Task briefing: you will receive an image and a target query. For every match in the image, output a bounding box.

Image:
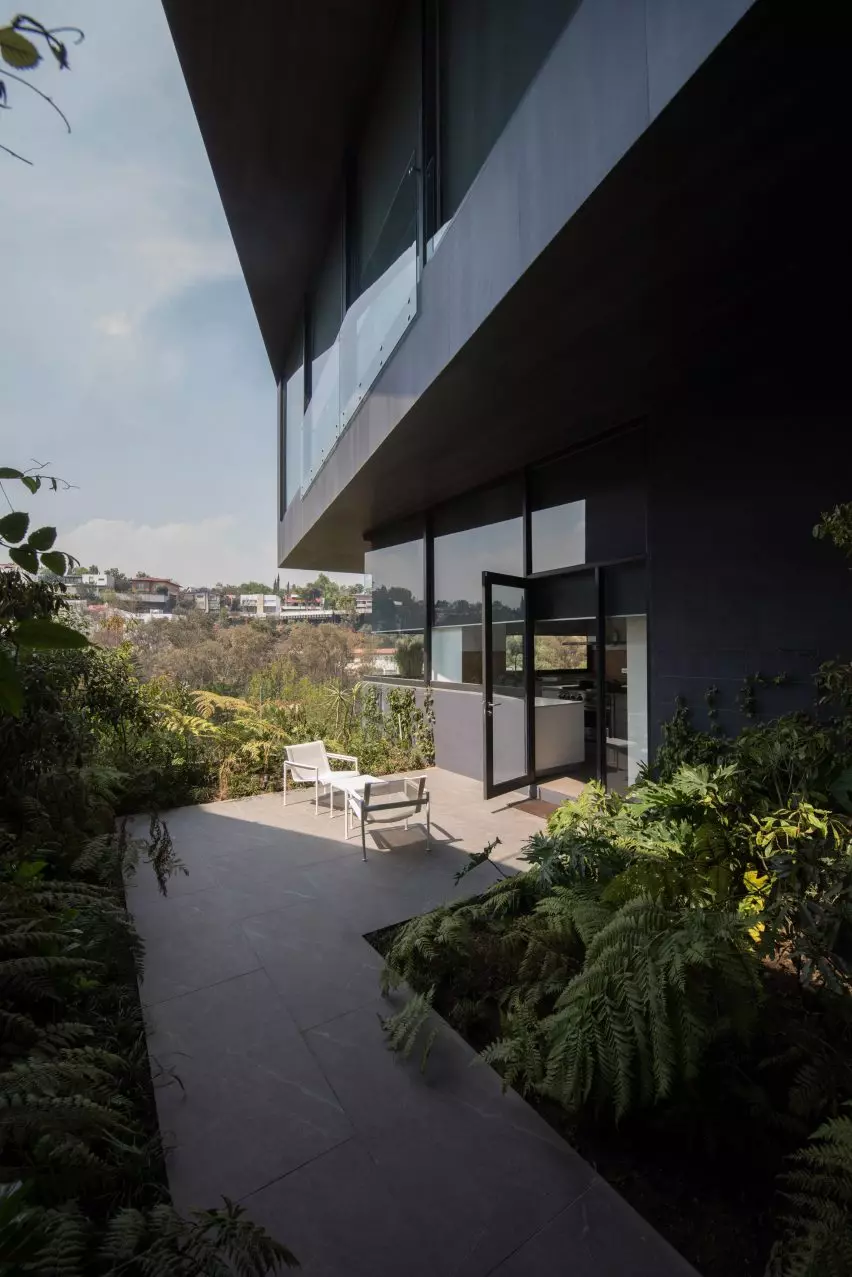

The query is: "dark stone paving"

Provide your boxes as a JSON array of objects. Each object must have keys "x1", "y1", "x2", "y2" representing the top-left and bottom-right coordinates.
[{"x1": 130, "y1": 775, "x2": 696, "y2": 1276}]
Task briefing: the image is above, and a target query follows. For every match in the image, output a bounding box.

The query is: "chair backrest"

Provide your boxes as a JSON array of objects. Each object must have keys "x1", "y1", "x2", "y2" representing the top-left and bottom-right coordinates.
[
  {"x1": 404, "y1": 775, "x2": 428, "y2": 813},
  {"x1": 360, "y1": 775, "x2": 428, "y2": 818},
  {"x1": 285, "y1": 740, "x2": 328, "y2": 783}
]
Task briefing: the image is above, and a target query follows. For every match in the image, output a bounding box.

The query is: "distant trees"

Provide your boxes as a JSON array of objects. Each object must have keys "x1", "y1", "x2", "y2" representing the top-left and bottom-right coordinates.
[{"x1": 276, "y1": 623, "x2": 359, "y2": 683}]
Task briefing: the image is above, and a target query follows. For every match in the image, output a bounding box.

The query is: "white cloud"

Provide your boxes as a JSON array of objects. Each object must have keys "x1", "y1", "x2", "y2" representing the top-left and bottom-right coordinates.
[{"x1": 95, "y1": 313, "x2": 133, "y2": 338}]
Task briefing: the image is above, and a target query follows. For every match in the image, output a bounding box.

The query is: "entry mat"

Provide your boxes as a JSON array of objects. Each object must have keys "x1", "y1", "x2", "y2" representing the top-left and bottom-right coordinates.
[{"x1": 511, "y1": 798, "x2": 559, "y2": 819}]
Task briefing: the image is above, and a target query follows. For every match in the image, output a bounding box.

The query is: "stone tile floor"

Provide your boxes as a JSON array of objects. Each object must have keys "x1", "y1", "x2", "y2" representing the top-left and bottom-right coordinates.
[{"x1": 129, "y1": 768, "x2": 696, "y2": 1276}]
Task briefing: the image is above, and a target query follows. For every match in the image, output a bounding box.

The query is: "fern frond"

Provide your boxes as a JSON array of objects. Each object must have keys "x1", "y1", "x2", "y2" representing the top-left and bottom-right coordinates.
[
  {"x1": 774, "y1": 1105, "x2": 852, "y2": 1276},
  {"x1": 380, "y1": 989, "x2": 437, "y2": 1071}
]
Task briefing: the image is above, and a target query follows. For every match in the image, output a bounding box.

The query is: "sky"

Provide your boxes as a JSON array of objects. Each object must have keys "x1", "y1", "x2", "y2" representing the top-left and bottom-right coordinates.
[{"x1": 0, "y1": 1, "x2": 363, "y2": 589}]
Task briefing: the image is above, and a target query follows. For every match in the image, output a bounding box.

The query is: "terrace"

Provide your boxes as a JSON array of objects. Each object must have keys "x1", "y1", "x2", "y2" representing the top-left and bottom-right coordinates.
[{"x1": 130, "y1": 768, "x2": 694, "y2": 1275}]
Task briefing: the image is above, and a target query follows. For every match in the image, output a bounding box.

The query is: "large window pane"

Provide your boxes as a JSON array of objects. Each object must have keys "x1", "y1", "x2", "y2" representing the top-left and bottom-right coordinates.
[
  {"x1": 531, "y1": 499, "x2": 585, "y2": 573},
  {"x1": 284, "y1": 337, "x2": 304, "y2": 509},
  {"x1": 432, "y1": 626, "x2": 483, "y2": 684},
  {"x1": 529, "y1": 429, "x2": 647, "y2": 568},
  {"x1": 439, "y1": 0, "x2": 579, "y2": 222},
  {"x1": 433, "y1": 516, "x2": 522, "y2": 627},
  {"x1": 604, "y1": 562, "x2": 648, "y2": 793},
  {"x1": 431, "y1": 481, "x2": 523, "y2": 686},
  {"x1": 365, "y1": 538, "x2": 425, "y2": 633}
]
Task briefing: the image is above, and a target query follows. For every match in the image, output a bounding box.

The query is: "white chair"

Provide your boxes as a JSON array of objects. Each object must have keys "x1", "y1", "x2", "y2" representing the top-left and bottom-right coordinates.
[
  {"x1": 282, "y1": 741, "x2": 359, "y2": 816},
  {"x1": 346, "y1": 775, "x2": 431, "y2": 861}
]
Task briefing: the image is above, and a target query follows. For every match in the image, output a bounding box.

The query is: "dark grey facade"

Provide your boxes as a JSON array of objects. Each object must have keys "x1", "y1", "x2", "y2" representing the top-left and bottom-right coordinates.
[{"x1": 165, "y1": 0, "x2": 851, "y2": 796}]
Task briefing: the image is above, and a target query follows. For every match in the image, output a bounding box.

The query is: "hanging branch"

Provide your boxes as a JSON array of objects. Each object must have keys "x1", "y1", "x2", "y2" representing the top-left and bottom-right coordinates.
[{"x1": 0, "y1": 12, "x2": 84, "y2": 163}]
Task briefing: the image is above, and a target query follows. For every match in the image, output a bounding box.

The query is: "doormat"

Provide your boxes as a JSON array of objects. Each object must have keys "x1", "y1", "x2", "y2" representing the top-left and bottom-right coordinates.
[{"x1": 511, "y1": 798, "x2": 559, "y2": 820}]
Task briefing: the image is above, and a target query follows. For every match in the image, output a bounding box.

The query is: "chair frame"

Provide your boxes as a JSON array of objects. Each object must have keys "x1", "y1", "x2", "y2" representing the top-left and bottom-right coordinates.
[
  {"x1": 282, "y1": 742, "x2": 359, "y2": 816},
  {"x1": 346, "y1": 775, "x2": 431, "y2": 861}
]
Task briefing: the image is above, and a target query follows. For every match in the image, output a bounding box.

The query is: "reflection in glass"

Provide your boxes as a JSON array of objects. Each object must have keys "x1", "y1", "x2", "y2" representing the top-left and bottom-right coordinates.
[
  {"x1": 365, "y1": 539, "x2": 425, "y2": 633},
  {"x1": 603, "y1": 613, "x2": 648, "y2": 794},
  {"x1": 364, "y1": 537, "x2": 425, "y2": 681},
  {"x1": 284, "y1": 359, "x2": 304, "y2": 507},
  {"x1": 532, "y1": 596, "x2": 597, "y2": 782},
  {"x1": 531, "y1": 499, "x2": 585, "y2": 573},
  {"x1": 433, "y1": 516, "x2": 522, "y2": 628},
  {"x1": 489, "y1": 585, "x2": 527, "y2": 787},
  {"x1": 368, "y1": 632, "x2": 425, "y2": 680},
  {"x1": 431, "y1": 626, "x2": 482, "y2": 684},
  {"x1": 340, "y1": 159, "x2": 418, "y2": 430}
]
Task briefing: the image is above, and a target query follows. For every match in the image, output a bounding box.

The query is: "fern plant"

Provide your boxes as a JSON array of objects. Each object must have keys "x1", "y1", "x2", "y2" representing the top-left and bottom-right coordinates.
[
  {"x1": 770, "y1": 1105, "x2": 852, "y2": 1277},
  {"x1": 380, "y1": 989, "x2": 438, "y2": 1072}
]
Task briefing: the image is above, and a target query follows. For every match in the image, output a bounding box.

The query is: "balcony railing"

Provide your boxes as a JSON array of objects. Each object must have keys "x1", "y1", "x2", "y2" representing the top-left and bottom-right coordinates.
[{"x1": 297, "y1": 163, "x2": 419, "y2": 494}]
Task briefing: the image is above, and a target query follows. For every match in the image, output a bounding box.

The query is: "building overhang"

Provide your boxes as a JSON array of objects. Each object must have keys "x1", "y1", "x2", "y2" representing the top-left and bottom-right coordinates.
[
  {"x1": 161, "y1": 0, "x2": 399, "y2": 374},
  {"x1": 277, "y1": 0, "x2": 845, "y2": 571}
]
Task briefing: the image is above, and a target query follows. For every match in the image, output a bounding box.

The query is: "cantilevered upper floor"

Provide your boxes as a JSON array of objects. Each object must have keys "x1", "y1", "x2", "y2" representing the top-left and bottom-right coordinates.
[{"x1": 163, "y1": 0, "x2": 839, "y2": 570}]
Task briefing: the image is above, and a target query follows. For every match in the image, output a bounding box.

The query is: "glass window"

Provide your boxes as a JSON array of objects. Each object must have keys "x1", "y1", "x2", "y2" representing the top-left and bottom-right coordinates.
[
  {"x1": 365, "y1": 538, "x2": 425, "y2": 633},
  {"x1": 433, "y1": 517, "x2": 522, "y2": 627},
  {"x1": 439, "y1": 0, "x2": 578, "y2": 222},
  {"x1": 531, "y1": 499, "x2": 585, "y2": 573},
  {"x1": 364, "y1": 535, "x2": 425, "y2": 681},
  {"x1": 283, "y1": 328, "x2": 304, "y2": 509},
  {"x1": 431, "y1": 482, "x2": 523, "y2": 685},
  {"x1": 529, "y1": 429, "x2": 647, "y2": 568},
  {"x1": 604, "y1": 563, "x2": 648, "y2": 794}
]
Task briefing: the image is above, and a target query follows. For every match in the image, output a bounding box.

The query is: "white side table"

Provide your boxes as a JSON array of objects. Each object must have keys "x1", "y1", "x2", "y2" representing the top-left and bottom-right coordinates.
[{"x1": 331, "y1": 775, "x2": 388, "y2": 837}]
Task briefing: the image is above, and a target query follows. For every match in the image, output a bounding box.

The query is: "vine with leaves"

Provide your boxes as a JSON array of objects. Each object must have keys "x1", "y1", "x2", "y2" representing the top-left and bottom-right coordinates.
[{"x1": 0, "y1": 13, "x2": 83, "y2": 163}]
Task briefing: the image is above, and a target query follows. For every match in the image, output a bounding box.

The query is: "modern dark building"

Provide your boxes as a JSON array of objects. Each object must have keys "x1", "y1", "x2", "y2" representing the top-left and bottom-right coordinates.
[{"x1": 165, "y1": 0, "x2": 850, "y2": 798}]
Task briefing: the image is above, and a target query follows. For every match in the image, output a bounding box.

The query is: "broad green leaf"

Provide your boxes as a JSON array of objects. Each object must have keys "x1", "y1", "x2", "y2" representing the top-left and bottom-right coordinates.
[
  {"x1": 0, "y1": 511, "x2": 29, "y2": 543},
  {"x1": 15, "y1": 859, "x2": 46, "y2": 882},
  {"x1": 13, "y1": 619, "x2": 89, "y2": 650},
  {"x1": 0, "y1": 467, "x2": 23, "y2": 479},
  {"x1": 41, "y1": 551, "x2": 68, "y2": 575},
  {"x1": 8, "y1": 546, "x2": 38, "y2": 574},
  {"x1": 21, "y1": 476, "x2": 40, "y2": 494},
  {"x1": 0, "y1": 652, "x2": 23, "y2": 717},
  {"x1": 0, "y1": 26, "x2": 40, "y2": 68},
  {"x1": 27, "y1": 526, "x2": 57, "y2": 551}
]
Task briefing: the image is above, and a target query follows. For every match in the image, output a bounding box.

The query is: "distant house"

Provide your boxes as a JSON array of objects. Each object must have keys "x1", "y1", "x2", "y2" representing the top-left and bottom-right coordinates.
[
  {"x1": 126, "y1": 577, "x2": 181, "y2": 614},
  {"x1": 238, "y1": 593, "x2": 281, "y2": 617},
  {"x1": 183, "y1": 587, "x2": 221, "y2": 613},
  {"x1": 61, "y1": 571, "x2": 115, "y2": 596}
]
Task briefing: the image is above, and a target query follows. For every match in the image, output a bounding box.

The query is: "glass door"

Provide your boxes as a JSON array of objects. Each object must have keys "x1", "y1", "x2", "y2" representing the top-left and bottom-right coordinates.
[
  {"x1": 530, "y1": 568, "x2": 600, "y2": 787},
  {"x1": 482, "y1": 573, "x2": 532, "y2": 799}
]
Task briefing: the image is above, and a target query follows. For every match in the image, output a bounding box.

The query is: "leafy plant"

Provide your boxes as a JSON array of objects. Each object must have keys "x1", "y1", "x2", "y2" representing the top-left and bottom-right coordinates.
[
  {"x1": 770, "y1": 1105, "x2": 852, "y2": 1277},
  {"x1": 0, "y1": 14, "x2": 83, "y2": 164},
  {"x1": 0, "y1": 463, "x2": 296, "y2": 1273}
]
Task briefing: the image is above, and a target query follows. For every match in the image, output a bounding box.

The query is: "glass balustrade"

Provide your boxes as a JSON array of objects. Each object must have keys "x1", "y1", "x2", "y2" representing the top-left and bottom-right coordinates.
[{"x1": 297, "y1": 164, "x2": 419, "y2": 495}]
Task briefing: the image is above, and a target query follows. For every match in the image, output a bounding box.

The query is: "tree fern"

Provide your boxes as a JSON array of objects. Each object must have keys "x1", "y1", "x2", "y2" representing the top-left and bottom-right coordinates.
[{"x1": 536, "y1": 900, "x2": 760, "y2": 1118}]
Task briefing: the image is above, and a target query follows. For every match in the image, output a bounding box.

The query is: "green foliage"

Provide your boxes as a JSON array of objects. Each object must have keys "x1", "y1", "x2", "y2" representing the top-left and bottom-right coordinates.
[
  {"x1": 380, "y1": 504, "x2": 852, "y2": 1272},
  {"x1": 0, "y1": 465, "x2": 83, "y2": 713},
  {"x1": 380, "y1": 990, "x2": 438, "y2": 1072},
  {"x1": 771, "y1": 1105, "x2": 852, "y2": 1277},
  {"x1": 0, "y1": 466, "x2": 294, "y2": 1274}
]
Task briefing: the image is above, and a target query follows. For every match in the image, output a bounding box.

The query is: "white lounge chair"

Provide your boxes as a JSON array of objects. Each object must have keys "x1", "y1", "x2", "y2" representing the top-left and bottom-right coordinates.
[
  {"x1": 282, "y1": 741, "x2": 359, "y2": 816},
  {"x1": 345, "y1": 775, "x2": 431, "y2": 861}
]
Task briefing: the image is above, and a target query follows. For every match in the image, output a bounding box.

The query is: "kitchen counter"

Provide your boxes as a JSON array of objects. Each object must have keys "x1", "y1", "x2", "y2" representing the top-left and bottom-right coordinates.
[{"x1": 534, "y1": 697, "x2": 585, "y2": 769}]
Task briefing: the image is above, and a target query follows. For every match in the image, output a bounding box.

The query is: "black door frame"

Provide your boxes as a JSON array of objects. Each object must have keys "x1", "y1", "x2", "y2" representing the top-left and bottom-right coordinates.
[{"x1": 482, "y1": 556, "x2": 645, "y2": 800}]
